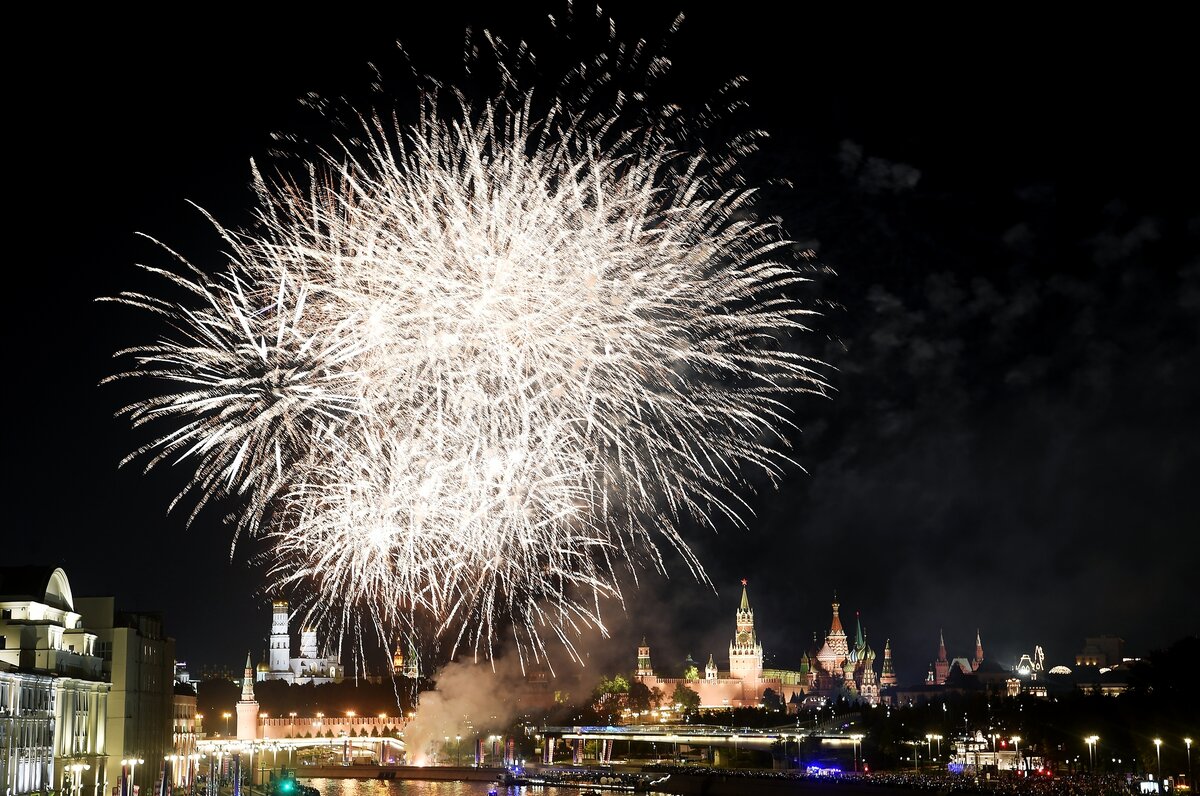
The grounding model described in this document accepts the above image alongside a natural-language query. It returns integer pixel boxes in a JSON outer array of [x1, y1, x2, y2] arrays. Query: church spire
[[937, 629, 948, 662], [829, 597, 844, 636], [973, 629, 984, 671], [739, 578, 750, 610], [854, 611, 865, 650]]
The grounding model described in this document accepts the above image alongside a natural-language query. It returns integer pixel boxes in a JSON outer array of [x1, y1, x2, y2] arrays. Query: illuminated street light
[[1186, 738, 1193, 787], [1085, 735, 1099, 772], [122, 758, 145, 796], [68, 763, 91, 796], [1154, 738, 1162, 786], [851, 734, 864, 773], [1012, 736, 1022, 774], [222, 712, 232, 737]]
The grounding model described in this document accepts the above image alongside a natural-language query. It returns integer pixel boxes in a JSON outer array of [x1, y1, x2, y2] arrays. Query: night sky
[[10, 6, 1198, 687]]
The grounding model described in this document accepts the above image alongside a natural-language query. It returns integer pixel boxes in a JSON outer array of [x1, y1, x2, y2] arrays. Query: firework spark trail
[[107, 17, 829, 664]]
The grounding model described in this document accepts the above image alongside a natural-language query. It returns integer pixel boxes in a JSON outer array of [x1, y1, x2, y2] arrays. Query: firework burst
[[107, 16, 829, 663]]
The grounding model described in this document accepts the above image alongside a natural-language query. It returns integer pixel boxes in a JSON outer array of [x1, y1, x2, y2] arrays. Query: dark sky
[[9, 6, 1198, 687]]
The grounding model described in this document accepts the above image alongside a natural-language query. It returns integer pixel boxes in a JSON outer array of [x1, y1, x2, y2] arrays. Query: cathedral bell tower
[[728, 580, 763, 682], [269, 600, 290, 673]]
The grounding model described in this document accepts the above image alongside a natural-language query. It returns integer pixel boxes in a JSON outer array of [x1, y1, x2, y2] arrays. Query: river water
[[308, 778, 672, 796]]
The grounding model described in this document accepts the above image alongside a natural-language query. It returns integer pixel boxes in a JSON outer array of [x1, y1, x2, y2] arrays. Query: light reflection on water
[[308, 778, 670, 796]]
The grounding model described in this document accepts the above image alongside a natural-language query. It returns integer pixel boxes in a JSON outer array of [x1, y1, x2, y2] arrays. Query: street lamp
[[850, 734, 864, 773], [1154, 738, 1162, 786], [933, 734, 942, 760], [123, 758, 145, 796], [69, 763, 91, 796], [1085, 735, 1099, 772], [456, 735, 462, 766], [1012, 736, 1022, 774], [1186, 737, 1193, 788], [925, 734, 933, 762], [223, 712, 232, 737]]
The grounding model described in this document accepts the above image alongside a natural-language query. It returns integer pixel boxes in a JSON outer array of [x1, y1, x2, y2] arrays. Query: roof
[[0, 566, 73, 611]]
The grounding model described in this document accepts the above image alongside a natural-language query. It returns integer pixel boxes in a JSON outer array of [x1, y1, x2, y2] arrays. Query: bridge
[[195, 734, 406, 775], [542, 720, 865, 765]]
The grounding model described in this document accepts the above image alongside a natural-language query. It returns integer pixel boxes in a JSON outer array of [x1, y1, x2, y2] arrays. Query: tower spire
[[739, 578, 750, 610], [637, 637, 653, 677], [854, 611, 865, 650], [236, 651, 260, 740], [934, 629, 950, 685], [829, 596, 844, 635], [973, 629, 984, 671], [241, 651, 255, 701], [881, 638, 897, 687]]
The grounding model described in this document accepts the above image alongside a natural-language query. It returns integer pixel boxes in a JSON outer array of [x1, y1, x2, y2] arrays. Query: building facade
[[0, 567, 109, 796], [0, 669, 55, 796], [75, 597, 175, 796], [257, 602, 342, 685], [634, 583, 888, 709]]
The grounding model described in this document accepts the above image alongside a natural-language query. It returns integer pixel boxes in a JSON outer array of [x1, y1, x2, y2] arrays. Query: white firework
[[108, 24, 828, 663]]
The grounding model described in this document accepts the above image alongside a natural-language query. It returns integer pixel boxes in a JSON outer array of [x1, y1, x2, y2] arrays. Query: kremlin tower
[[636, 638, 654, 677], [934, 629, 951, 685], [880, 639, 897, 687], [235, 652, 259, 740], [727, 580, 763, 682]]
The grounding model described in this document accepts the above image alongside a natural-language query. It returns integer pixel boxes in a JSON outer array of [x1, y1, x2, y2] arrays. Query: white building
[[257, 602, 341, 685], [0, 567, 109, 796]]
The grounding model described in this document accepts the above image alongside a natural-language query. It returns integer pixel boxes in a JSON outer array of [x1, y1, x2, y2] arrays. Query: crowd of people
[[638, 764, 1161, 794]]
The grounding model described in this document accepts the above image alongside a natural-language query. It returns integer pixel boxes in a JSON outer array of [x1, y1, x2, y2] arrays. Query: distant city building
[[634, 582, 888, 709], [75, 597, 176, 796], [1076, 635, 1125, 668], [0, 567, 109, 796], [174, 661, 192, 685], [257, 601, 342, 684], [196, 663, 238, 683]]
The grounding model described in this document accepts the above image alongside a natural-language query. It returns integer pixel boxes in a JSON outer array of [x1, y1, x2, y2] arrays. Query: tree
[[762, 688, 784, 712], [684, 665, 700, 682], [629, 680, 653, 711], [672, 684, 700, 715]]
